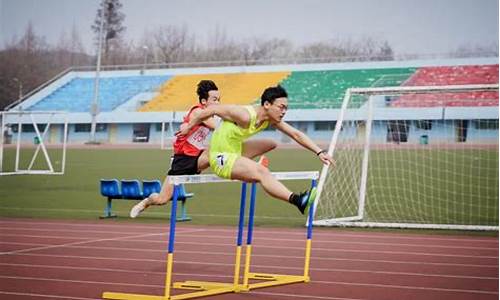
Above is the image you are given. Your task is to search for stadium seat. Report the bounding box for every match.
[280,68,416,109]
[393,65,499,107]
[100,179,122,218]
[28,75,171,113]
[139,72,290,111]
[121,179,144,199]
[141,180,194,221]
[142,180,161,197]
[99,178,194,221]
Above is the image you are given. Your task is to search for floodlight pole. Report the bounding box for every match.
[141,45,148,74]
[12,78,23,100]
[89,0,105,144]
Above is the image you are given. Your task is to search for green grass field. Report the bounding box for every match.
[317,148,499,227]
[0,148,323,227]
[0,147,498,231]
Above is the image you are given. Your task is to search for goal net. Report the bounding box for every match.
[313,84,499,231]
[0,111,68,175]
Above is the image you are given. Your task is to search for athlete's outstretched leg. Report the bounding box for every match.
[130,151,210,218]
[230,156,315,214]
[242,139,277,159]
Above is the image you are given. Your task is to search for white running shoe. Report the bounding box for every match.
[130,198,148,218]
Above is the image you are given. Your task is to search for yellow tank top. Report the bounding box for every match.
[210,105,269,154]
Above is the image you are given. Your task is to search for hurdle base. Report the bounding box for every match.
[245,272,309,290]
[171,281,236,299]
[99,214,117,219]
[102,292,167,300]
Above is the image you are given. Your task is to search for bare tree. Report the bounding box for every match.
[0,23,51,109]
[297,37,394,62]
[56,24,88,68]
[453,42,498,58]
[152,25,191,65]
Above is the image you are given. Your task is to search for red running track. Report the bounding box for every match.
[0,218,497,300]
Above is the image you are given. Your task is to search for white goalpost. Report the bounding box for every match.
[312,84,499,231]
[0,111,68,175]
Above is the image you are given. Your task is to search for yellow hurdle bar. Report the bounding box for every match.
[246,273,308,289]
[303,239,312,281]
[233,245,243,289]
[164,253,174,297]
[242,245,253,289]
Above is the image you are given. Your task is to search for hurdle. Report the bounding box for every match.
[102,171,318,300]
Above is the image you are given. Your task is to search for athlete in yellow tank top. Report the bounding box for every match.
[209,105,269,178]
[176,85,334,214]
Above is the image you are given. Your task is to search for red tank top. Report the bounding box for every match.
[173,104,211,156]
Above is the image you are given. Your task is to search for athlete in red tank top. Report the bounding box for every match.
[130,80,220,218]
[173,104,211,156]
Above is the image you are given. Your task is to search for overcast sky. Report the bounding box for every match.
[0,0,498,56]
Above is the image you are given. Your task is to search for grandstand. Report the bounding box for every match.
[140,72,290,111]
[280,68,416,109]
[392,65,499,107]
[28,75,171,112]
[3,57,498,145]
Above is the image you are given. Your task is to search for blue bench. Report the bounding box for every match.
[100,179,194,221]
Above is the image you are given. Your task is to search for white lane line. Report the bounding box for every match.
[2,238,495,260]
[252,291,364,300]
[0,208,303,220]
[1,262,497,280]
[0,228,208,256]
[0,289,363,300]
[0,291,100,300]
[0,232,165,255]
[0,275,497,295]
[0,219,497,244]
[0,229,498,253]
[5,252,499,270]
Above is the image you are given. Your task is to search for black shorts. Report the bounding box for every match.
[167,154,201,175]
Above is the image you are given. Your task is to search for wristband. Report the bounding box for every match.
[316,149,327,156]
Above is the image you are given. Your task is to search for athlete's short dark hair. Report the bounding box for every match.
[261,85,288,106]
[197,80,218,102]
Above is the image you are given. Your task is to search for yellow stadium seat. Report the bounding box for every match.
[139,72,290,111]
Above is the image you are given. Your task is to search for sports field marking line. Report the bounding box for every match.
[1,275,497,295]
[177,228,500,243]
[0,226,204,237]
[252,291,365,300]
[5,237,494,260]
[0,291,100,300]
[1,238,496,260]
[0,219,497,243]
[2,232,497,254]
[3,229,497,252]
[1,228,497,250]
[2,262,497,280]
[0,228,207,256]
[0,207,304,220]
[7,252,499,270]
[139,234,499,251]
[0,231,167,256]
[0,290,362,300]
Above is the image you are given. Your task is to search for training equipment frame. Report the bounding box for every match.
[312,84,499,231]
[103,171,319,300]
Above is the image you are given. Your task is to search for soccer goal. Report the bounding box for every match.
[0,111,68,175]
[313,84,499,231]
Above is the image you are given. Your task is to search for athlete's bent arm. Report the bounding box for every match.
[274,121,334,165]
[190,108,218,129]
[177,105,250,136]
